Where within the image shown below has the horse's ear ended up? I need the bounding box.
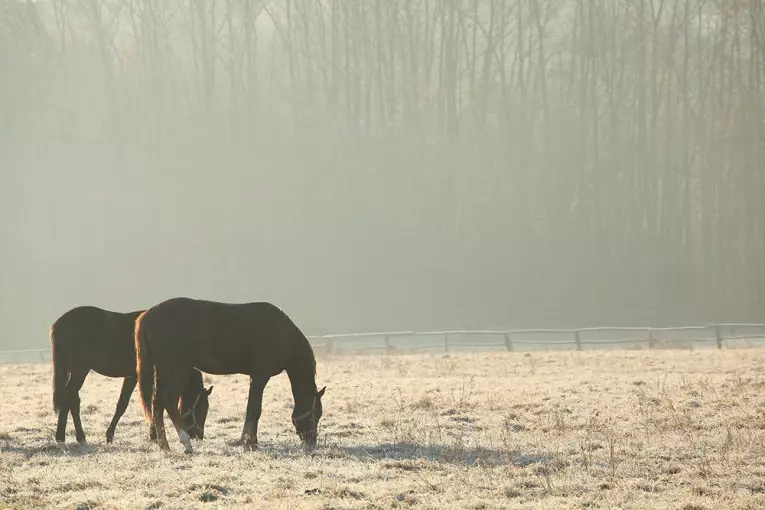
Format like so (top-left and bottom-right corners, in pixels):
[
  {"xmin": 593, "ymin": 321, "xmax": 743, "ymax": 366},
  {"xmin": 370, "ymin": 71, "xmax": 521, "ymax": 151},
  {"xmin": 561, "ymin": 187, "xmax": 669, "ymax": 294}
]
[
  {"xmin": 317, "ymin": 386, "xmax": 326, "ymax": 398},
  {"xmin": 206, "ymin": 386, "xmax": 214, "ymax": 396}
]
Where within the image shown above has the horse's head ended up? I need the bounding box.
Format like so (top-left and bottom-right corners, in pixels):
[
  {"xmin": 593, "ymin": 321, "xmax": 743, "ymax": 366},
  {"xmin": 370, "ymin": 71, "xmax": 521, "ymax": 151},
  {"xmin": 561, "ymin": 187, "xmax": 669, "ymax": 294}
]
[
  {"xmin": 182, "ymin": 386, "xmax": 213, "ymax": 440},
  {"xmin": 292, "ymin": 386, "xmax": 326, "ymax": 452}
]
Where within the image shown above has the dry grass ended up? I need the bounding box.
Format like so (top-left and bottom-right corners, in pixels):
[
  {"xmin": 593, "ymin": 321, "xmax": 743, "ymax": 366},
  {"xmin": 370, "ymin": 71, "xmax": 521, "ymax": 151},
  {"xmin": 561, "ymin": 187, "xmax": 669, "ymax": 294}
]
[{"xmin": 2, "ymin": 349, "xmax": 765, "ymax": 509}]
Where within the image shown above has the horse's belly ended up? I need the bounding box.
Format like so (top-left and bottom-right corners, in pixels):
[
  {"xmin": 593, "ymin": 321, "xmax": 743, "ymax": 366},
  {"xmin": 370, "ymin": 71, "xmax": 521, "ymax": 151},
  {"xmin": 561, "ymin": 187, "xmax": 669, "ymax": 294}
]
[
  {"xmin": 92, "ymin": 366, "xmax": 133, "ymax": 378},
  {"xmin": 194, "ymin": 364, "xmax": 250, "ymax": 376},
  {"xmin": 193, "ymin": 341, "xmax": 285, "ymax": 376},
  {"xmin": 194, "ymin": 355, "xmax": 280, "ymax": 377},
  {"xmin": 195, "ymin": 357, "xmax": 251, "ymax": 376},
  {"xmin": 80, "ymin": 343, "xmax": 135, "ymax": 378}
]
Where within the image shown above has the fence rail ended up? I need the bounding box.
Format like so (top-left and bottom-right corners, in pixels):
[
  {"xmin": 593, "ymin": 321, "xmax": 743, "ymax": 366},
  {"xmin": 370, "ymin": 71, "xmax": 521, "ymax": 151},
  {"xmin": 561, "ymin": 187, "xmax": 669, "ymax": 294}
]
[
  {"xmin": 309, "ymin": 324, "xmax": 765, "ymax": 353},
  {"xmin": 3, "ymin": 323, "xmax": 764, "ymax": 363}
]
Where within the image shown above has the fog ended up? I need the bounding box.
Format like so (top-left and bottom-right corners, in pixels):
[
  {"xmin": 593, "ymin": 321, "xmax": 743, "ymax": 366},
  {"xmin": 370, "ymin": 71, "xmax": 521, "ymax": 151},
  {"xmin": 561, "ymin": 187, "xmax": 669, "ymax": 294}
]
[{"xmin": 1, "ymin": 0, "xmax": 763, "ymax": 350}]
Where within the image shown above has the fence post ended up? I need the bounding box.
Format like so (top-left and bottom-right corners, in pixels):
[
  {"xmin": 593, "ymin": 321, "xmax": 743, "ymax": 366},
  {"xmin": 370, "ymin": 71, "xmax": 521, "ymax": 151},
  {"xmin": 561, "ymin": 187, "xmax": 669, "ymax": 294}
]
[
  {"xmin": 648, "ymin": 330, "xmax": 656, "ymax": 349},
  {"xmin": 715, "ymin": 325, "xmax": 723, "ymax": 350},
  {"xmin": 39, "ymin": 350, "xmax": 45, "ymax": 362},
  {"xmin": 574, "ymin": 330, "xmax": 582, "ymax": 351},
  {"xmin": 384, "ymin": 335, "xmax": 393, "ymax": 353},
  {"xmin": 326, "ymin": 338, "xmax": 335, "ymax": 356},
  {"xmin": 444, "ymin": 333, "xmax": 450, "ymax": 353},
  {"xmin": 503, "ymin": 332, "xmax": 513, "ymax": 351}
]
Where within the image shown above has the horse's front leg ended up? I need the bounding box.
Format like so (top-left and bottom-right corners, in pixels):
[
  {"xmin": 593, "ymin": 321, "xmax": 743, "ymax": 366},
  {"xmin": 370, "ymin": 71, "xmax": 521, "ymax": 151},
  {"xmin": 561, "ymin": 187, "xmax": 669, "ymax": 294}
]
[
  {"xmin": 241, "ymin": 376, "xmax": 268, "ymax": 451},
  {"xmin": 106, "ymin": 375, "xmax": 137, "ymax": 443}
]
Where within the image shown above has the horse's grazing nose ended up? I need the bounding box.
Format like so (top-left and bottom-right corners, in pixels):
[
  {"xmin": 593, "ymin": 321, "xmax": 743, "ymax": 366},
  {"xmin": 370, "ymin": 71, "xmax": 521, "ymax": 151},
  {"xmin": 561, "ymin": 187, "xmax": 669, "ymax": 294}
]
[{"xmin": 301, "ymin": 431, "xmax": 318, "ymax": 453}]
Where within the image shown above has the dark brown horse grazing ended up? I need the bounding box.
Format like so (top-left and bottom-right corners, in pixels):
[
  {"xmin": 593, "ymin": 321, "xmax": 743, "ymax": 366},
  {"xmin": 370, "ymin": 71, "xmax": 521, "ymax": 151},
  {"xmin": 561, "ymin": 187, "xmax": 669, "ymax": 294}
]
[
  {"xmin": 135, "ymin": 297, "xmax": 326, "ymax": 454},
  {"xmin": 50, "ymin": 306, "xmax": 213, "ymax": 444}
]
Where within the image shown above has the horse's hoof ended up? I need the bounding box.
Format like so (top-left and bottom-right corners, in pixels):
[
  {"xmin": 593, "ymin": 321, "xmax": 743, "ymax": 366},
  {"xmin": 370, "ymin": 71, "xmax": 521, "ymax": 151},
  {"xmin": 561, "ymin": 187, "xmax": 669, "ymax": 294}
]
[
  {"xmin": 184, "ymin": 446, "xmax": 194, "ymax": 454},
  {"xmin": 243, "ymin": 443, "xmax": 258, "ymax": 452},
  {"xmin": 76, "ymin": 438, "xmax": 87, "ymax": 445}
]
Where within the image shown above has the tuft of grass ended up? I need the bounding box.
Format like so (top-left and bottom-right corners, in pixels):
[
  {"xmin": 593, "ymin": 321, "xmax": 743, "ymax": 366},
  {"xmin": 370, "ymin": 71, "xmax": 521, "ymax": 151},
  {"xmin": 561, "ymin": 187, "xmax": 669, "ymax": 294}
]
[{"xmin": 411, "ymin": 396, "xmax": 436, "ymax": 411}]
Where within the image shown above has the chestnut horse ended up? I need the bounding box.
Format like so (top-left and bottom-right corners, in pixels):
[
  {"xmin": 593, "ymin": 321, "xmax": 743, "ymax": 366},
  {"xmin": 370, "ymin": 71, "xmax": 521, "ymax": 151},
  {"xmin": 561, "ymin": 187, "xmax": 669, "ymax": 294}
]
[
  {"xmin": 135, "ymin": 297, "xmax": 325, "ymax": 454},
  {"xmin": 50, "ymin": 306, "xmax": 212, "ymax": 444}
]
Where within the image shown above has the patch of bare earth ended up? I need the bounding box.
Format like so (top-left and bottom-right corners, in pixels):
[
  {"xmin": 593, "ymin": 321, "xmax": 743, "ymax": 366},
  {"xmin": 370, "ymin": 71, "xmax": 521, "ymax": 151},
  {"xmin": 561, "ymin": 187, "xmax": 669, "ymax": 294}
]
[{"xmin": 2, "ymin": 349, "xmax": 765, "ymax": 509}]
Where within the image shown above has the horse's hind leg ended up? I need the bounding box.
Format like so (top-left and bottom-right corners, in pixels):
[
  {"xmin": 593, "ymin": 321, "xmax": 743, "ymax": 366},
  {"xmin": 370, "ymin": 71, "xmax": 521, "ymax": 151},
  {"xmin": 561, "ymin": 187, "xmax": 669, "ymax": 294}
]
[
  {"xmin": 154, "ymin": 369, "xmax": 192, "ymax": 452},
  {"xmin": 165, "ymin": 403, "xmax": 193, "ymax": 454},
  {"xmin": 151, "ymin": 388, "xmax": 170, "ymax": 451},
  {"xmin": 106, "ymin": 375, "xmax": 137, "ymax": 443},
  {"xmin": 55, "ymin": 397, "xmax": 69, "ymax": 443},
  {"xmin": 67, "ymin": 369, "xmax": 89, "ymax": 444},
  {"xmin": 163, "ymin": 372, "xmax": 195, "ymax": 454}
]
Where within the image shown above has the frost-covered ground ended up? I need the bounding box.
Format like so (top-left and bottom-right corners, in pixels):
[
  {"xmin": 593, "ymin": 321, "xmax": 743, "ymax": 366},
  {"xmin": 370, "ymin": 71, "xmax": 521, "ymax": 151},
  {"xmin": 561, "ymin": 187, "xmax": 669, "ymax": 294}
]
[{"xmin": 2, "ymin": 349, "xmax": 765, "ymax": 509}]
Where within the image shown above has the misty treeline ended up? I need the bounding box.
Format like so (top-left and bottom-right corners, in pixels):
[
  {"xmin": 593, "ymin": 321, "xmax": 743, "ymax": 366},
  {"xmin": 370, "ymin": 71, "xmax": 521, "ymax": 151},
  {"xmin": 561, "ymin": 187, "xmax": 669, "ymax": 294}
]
[{"xmin": 1, "ymin": 0, "xmax": 763, "ymax": 347}]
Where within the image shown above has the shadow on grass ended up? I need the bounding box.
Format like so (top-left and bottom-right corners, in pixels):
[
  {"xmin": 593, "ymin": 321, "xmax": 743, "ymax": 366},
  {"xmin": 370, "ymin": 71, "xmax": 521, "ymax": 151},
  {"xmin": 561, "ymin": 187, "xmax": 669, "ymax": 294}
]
[
  {"xmin": 2, "ymin": 435, "xmax": 550, "ymax": 469},
  {"xmin": 241, "ymin": 439, "xmax": 550, "ymax": 468},
  {"xmin": 333, "ymin": 442, "xmax": 549, "ymax": 467},
  {"xmin": 0, "ymin": 440, "xmax": 100, "ymax": 458}
]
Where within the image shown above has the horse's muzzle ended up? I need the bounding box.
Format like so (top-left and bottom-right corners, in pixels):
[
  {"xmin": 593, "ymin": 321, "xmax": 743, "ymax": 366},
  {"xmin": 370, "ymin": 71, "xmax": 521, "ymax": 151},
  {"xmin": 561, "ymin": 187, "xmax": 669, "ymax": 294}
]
[{"xmin": 300, "ymin": 431, "xmax": 317, "ymax": 453}]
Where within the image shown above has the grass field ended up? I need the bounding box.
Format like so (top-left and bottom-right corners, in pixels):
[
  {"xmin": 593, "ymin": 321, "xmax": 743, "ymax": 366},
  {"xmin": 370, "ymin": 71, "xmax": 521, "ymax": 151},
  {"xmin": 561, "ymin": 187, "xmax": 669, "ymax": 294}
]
[{"xmin": 2, "ymin": 349, "xmax": 765, "ymax": 509}]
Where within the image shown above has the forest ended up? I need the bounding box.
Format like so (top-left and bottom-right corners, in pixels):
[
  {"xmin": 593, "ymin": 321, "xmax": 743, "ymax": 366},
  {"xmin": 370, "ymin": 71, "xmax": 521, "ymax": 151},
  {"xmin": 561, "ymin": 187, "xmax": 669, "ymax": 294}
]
[{"xmin": 1, "ymin": 0, "xmax": 763, "ymax": 347}]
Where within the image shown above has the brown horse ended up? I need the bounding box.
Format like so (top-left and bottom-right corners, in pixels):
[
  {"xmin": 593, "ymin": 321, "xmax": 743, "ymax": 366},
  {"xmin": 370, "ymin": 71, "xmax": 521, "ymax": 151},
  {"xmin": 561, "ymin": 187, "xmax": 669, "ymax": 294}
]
[
  {"xmin": 135, "ymin": 297, "xmax": 325, "ymax": 454},
  {"xmin": 50, "ymin": 306, "xmax": 213, "ymax": 444}
]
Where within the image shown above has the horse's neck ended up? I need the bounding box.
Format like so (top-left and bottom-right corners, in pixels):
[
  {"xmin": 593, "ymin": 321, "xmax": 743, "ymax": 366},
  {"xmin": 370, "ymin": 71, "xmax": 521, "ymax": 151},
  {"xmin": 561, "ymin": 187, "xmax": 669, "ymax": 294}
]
[{"xmin": 286, "ymin": 354, "xmax": 317, "ymax": 412}]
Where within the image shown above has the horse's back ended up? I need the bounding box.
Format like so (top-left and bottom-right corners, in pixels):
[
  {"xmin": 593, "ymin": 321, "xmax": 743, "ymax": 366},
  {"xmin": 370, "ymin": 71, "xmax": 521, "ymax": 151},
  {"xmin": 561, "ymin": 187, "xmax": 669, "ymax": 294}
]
[
  {"xmin": 144, "ymin": 298, "xmax": 290, "ymax": 331},
  {"xmin": 51, "ymin": 306, "xmax": 143, "ymax": 376},
  {"xmin": 141, "ymin": 298, "xmax": 301, "ymax": 375}
]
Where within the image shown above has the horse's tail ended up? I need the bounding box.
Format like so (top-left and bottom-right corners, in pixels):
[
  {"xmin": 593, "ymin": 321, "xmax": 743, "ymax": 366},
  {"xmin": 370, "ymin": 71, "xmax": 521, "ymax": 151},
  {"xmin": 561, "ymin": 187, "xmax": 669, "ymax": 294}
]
[
  {"xmin": 50, "ymin": 324, "xmax": 69, "ymax": 412},
  {"xmin": 135, "ymin": 311, "xmax": 154, "ymax": 422}
]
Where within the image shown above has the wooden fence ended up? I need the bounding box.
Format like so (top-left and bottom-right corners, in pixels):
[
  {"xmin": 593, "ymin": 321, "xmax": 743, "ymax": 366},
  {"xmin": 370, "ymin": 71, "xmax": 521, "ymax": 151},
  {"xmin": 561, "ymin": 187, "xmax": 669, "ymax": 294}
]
[
  {"xmin": 308, "ymin": 323, "xmax": 765, "ymax": 355},
  {"xmin": 2, "ymin": 323, "xmax": 764, "ymax": 363}
]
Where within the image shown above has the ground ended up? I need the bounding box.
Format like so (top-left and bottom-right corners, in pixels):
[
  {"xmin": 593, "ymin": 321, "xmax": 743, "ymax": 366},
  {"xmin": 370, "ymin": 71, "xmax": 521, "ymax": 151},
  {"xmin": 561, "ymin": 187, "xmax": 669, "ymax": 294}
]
[{"xmin": 2, "ymin": 349, "xmax": 765, "ymax": 509}]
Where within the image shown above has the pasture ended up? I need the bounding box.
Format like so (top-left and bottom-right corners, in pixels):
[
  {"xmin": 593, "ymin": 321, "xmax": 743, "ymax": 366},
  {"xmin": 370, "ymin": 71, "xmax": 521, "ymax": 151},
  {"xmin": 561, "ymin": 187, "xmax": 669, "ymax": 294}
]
[{"xmin": 1, "ymin": 349, "xmax": 765, "ymax": 509}]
